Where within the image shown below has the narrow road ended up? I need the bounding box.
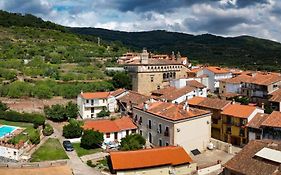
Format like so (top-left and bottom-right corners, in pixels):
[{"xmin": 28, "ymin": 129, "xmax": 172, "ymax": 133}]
[{"xmin": 49, "ymin": 121, "xmax": 103, "ymax": 175}]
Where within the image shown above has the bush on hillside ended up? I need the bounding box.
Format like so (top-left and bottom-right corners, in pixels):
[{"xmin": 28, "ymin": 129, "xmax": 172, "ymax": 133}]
[
  {"xmin": 42, "ymin": 123, "xmax": 54, "ymax": 136},
  {"xmin": 0, "ymin": 111, "xmax": 45, "ymax": 125},
  {"xmin": 29, "ymin": 129, "xmax": 40, "ymax": 145}
]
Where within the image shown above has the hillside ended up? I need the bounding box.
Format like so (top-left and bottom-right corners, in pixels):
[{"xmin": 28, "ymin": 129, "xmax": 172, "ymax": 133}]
[
  {"xmin": 70, "ymin": 27, "xmax": 281, "ymax": 72},
  {"xmin": 0, "ymin": 11, "xmax": 127, "ymax": 99}
]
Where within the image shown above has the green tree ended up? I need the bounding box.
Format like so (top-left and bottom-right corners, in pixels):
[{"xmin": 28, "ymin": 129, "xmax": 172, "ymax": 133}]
[
  {"xmin": 0, "ymin": 101, "xmax": 9, "ymax": 111},
  {"xmin": 44, "ymin": 104, "xmax": 67, "ymax": 122},
  {"xmin": 97, "ymin": 109, "xmax": 110, "ymax": 118},
  {"xmin": 81, "ymin": 130, "xmax": 104, "ymax": 149},
  {"xmin": 29, "ymin": 129, "xmax": 40, "ymax": 144},
  {"xmin": 63, "ymin": 122, "xmax": 83, "ymax": 138},
  {"xmin": 65, "ymin": 101, "xmax": 78, "ymax": 119},
  {"xmin": 112, "ymin": 72, "xmax": 131, "ymax": 89},
  {"xmin": 42, "ymin": 123, "xmax": 54, "ymax": 136},
  {"xmin": 33, "ymin": 84, "xmax": 53, "ymax": 99},
  {"xmin": 120, "ymin": 134, "xmax": 145, "ymax": 151}
]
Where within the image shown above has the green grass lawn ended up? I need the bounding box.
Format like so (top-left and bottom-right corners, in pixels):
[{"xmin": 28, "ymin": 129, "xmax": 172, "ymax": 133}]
[
  {"xmin": 0, "ymin": 119, "xmax": 35, "ymax": 144},
  {"xmin": 72, "ymin": 143, "xmax": 102, "ymax": 157},
  {"xmin": 30, "ymin": 138, "xmax": 68, "ymax": 162}
]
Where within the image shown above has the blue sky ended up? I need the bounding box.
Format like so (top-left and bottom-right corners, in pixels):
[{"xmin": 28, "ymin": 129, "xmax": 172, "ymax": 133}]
[{"xmin": 1, "ymin": 0, "xmax": 281, "ymax": 42}]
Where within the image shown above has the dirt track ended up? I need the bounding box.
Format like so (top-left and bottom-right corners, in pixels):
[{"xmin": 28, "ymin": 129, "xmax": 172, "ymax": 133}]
[{"xmin": 0, "ymin": 97, "xmax": 75, "ymax": 114}]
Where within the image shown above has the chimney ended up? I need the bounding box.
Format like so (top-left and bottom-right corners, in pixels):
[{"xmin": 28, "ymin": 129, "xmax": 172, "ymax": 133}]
[
  {"xmin": 183, "ymin": 101, "xmax": 189, "ymax": 111},
  {"xmin": 171, "ymin": 51, "xmax": 175, "ymax": 60},
  {"xmin": 143, "ymin": 102, "xmax": 149, "ymax": 111},
  {"xmin": 176, "ymin": 51, "xmax": 181, "ymax": 62},
  {"xmin": 261, "ymin": 103, "xmax": 265, "ymax": 110},
  {"xmin": 140, "ymin": 48, "xmax": 149, "ymax": 64}
]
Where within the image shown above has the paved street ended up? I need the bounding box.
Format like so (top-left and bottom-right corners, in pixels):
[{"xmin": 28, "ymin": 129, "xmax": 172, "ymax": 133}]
[{"xmin": 49, "ymin": 121, "xmax": 103, "ymax": 175}]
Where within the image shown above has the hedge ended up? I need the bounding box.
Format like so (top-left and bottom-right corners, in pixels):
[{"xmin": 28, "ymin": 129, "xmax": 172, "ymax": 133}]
[{"xmin": 0, "ymin": 111, "xmax": 45, "ymax": 125}]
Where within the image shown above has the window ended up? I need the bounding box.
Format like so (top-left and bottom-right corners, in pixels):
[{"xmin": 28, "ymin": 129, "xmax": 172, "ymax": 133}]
[
  {"xmin": 114, "ymin": 132, "xmax": 118, "ymax": 140},
  {"xmin": 148, "ymin": 120, "xmax": 152, "ymax": 129},
  {"xmin": 165, "ymin": 142, "xmax": 169, "ymax": 146},
  {"xmin": 106, "ymin": 133, "xmax": 110, "ymax": 138},
  {"xmin": 157, "ymin": 85, "xmax": 160, "ymax": 90},
  {"xmin": 221, "ymin": 90, "xmax": 224, "ymax": 94},
  {"xmin": 149, "ymin": 133, "xmax": 152, "ymax": 143},
  {"xmin": 140, "ymin": 130, "xmax": 143, "ymax": 136},
  {"xmin": 164, "ymin": 126, "xmax": 169, "ymax": 137},
  {"xmin": 240, "ymin": 128, "xmax": 245, "ymax": 137},
  {"xmin": 226, "ymin": 126, "xmax": 231, "ymax": 134},
  {"xmin": 151, "ymin": 77, "xmax": 154, "ymax": 82},
  {"xmin": 159, "ymin": 139, "xmax": 163, "ymax": 146},
  {"xmin": 158, "ymin": 124, "xmax": 162, "ymax": 133},
  {"xmin": 139, "ymin": 117, "xmax": 142, "ymax": 125},
  {"xmin": 132, "ymin": 129, "xmax": 136, "ymax": 133},
  {"xmin": 134, "ymin": 115, "xmax": 138, "ymax": 122},
  {"xmin": 86, "ymin": 100, "xmax": 89, "ymax": 103},
  {"xmin": 103, "ymin": 99, "xmax": 106, "ymax": 103},
  {"xmin": 14, "ymin": 151, "xmax": 16, "ymax": 156},
  {"xmin": 126, "ymin": 130, "xmax": 129, "ymax": 136}
]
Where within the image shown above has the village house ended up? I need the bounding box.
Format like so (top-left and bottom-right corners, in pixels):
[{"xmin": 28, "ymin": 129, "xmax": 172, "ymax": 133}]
[
  {"xmin": 221, "ymin": 103, "xmax": 264, "ymax": 146},
  {"xmin": 220, "ymin": 72, "xmax": 281, "ymax": 105},
  {"xmin": 109, "ymin": 146, "xmax": 197, "ymax": 175},
  {"xmin": 269, "ymin": 88, "xmax": 281, "ymax": 111},
  {"xmin": 224, "ymin": 139, "xmax": 281, "ymax": 175},
  {"xmin": 132, "ymin": 101, "xmax": 211, "ymax": 152},
  {"xmin": 188, "ymin": 97, "xmax": 231, "ymax": 140},
  {"xmin": 124, "ymin": 49, "xmax": 189, "ymax": 95},
  {"xmin": 247, "ymin": 113, "xmax": 269, "ymax": 140},
  {"xmin": 0, "ymin": 141, "xmax": 26, "ymax": 161},
  {"xmin": 77, "ymin": 89, "xmax": 128, "ymax": 119},
  {"xmin": 83, "ymin": 117, "xmax": 137, "ymax": 144},
  {"xmin": 196, "ymin": 66, "xmax": 232, "ymax": 92},
  {"xmin": 117, "ymin": 90, "xmax": 151, "ymax": 115}
]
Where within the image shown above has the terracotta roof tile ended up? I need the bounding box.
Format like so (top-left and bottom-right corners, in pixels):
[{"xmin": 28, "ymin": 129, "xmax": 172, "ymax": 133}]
[
  {"xmin": 110, "ymin": 146, "xmax": 193, "ymax": 170},
  {"xmin": 135, "ymin": 101, "xmax": 210, "ymax": 121},
  {"xmin": 80, "ymin": 92, "xmax": 110, "ymax": 99},
  {"xmin": 269, "ymin": 88, "xmax": 281, "ymax": 102},
  {"xmin": 205, "ymin": 66, "xmax": 230, "ymax": 74},
  {"xmin": 83, "ymin": 117, "xmax": 137, "ymax": 133},
  {"xmin": 186, "ymin": 80, "xmax": 206, "ymax": 88},
  {"xmin": 222, "ymin": 104, "xmax": 257, "ymax": 118},
  {"xmin": 110, "ymin": 88, "xmax": 127, "ymax": 97},
  {"xmin": 118, "ymin": 91, "xmax": 150, "ymax": 106},
  {"xmin": 224, "ymin": 140, "xmax": 281, "ymax": 175},
  {"xmin": 261, "ymin": 111, "xmax": 281, "ymax": 128},
  {"xmin": 151, "ymin": 86, "xmax": 196, "ymax": 101},
  {"xmin": 247, "ymin": 113, "xmax": 269, "ymax": 129},
  {"xmin": 188, "ymin": 97, "xmax": 231, "ymax": 110}
]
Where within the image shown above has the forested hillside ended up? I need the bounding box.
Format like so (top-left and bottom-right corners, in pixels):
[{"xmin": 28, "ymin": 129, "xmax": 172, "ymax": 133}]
[{"xmin": 70, "ymin": 27, "xmax": 281, "ymax": 72}]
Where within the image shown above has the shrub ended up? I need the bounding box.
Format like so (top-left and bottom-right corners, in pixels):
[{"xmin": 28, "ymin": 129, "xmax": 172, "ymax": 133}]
[
  {"xmin": 65, "ymin": 102, "xmax": 78, "ymax": 119},
  {"xmin": 81, "ymin": 130, "xmax": 104, "ymax": 149},
  {"xmin": 63, "ymin": 122, "xmax": 83, "ymax": 139},
  {"xmin": 0, "ymin": 101, "xmax": 9, "ymax": 111},
  {"xmin": 43, "ymin": 123, "xmax": 54, "ymax": 136},
  {"xmin": 0, "ymin": 111, "xmax": 45, "ymax": 125},
  {"xmin": 86, "ymin": 160, "xmax": 96, "ymax": 167},
  {"xmin": 97, "ymin": 110, "xmax": 110, "ymax": 118},
  {"xmin": 44, "ymin": 104, "xmax": 66, "ymax": 122},
  {"xmin": 120, "ymin": 134, "xmax": 145, "ymax": 151},
  {"xmin": 29, "ymin": 129, "xmax": 40, "ymax": 144}
]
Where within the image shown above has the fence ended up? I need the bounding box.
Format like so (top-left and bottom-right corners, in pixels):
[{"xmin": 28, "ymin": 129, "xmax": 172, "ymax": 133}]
[{"xmin": 0, "ymin": 160, "xmax": 67, "ymax": 169}]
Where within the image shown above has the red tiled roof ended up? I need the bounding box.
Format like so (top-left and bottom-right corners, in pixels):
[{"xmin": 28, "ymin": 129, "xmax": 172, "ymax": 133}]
[
  {"xmin": 135, "ymin": 101, "xmax": 210, "ymax": 121},
  {"xmin": 151, "ymin": 85, "xmax": 195, "ymax": 101},
  {"xmin": 205, "ymin": 66, "xmax": 230, "ymax": 74},
  {"xmin": 224, "ymin": 140, "xmax": 281, "ymax": 175},
  {"xmin": 269, "ymin": 88, "xmax": 281, "ymax": 102},
  {"xmin": 110, "ymin": 88, "xmax": 127, "ymax": 97},
  {"xmin": 118, "ymin": 91, "xmax": 150, "ymax": 106},
  {"xmin": 80, "ymin": 92, "xmax": 110, "ymax": 99},
  {"xmin": 186, "ymin": 80, "xmax": 205, "ymax": 88},
  {"xmin": 110, "ymin": 146, "xmax": 193, "ymax": 170},
  {"xmin": 83, "ymin": 117, "xmax": 137, "ymax": 133},
  {"xmin": 247, "ymin": 113, "xmax": 269, "ymax": 129},
  {"xmin": 222, "ymin": 104, "xmax": 257, "ymax": 118},
  {"xmin": 188, "ymin": 97, "xmax": 231, "ymax": 110},
  {"xmin": 261, "ymin": 111, "xmax": 281, "ymax": 128}
]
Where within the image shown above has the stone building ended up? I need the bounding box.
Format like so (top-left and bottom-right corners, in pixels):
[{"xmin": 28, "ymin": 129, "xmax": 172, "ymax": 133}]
[{"xmin": 124, "ymin": 49, "xmax": 189, "ymax": 95}]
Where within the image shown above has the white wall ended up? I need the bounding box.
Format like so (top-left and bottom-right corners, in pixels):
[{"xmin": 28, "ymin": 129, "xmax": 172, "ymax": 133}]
[
  {"xmin": 0, "ymin": 146, "xmax": 22, "ymax": 161},
  {"xmin": 226, "ymin": 83, "xmax": 241, "ymax": 93},
  {"xmin": 103, "ymin": 129, "xmax": 136, "ymax": 144},
  {"xmin": 174, "ymin": 115, "xmax": 211, "ymax": 152},
  {"xmin": 247, "ymin": 108, "xmax": 264, "ymax": 122}
]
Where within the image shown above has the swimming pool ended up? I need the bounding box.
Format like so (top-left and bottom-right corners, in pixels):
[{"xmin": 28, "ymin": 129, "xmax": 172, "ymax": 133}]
[{"xmin": 0, "ymin": 125, "xmax": 18, "ymax": 138}]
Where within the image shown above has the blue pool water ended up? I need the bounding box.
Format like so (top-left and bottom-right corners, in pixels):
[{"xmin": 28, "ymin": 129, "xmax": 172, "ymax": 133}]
[{"xmin": 0, "ymin": 125, "xmax": 17, "ymax": 138}]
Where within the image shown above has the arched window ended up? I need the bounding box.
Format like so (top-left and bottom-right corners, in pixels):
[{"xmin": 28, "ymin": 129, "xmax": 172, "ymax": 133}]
[{"xmin": 163, "ymin": 73, "xmax": 166, "ymax": 79}]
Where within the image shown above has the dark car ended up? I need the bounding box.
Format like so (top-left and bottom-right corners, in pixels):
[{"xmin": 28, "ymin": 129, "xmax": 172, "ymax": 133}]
[{"xmin": 63, "ymin": 140, "xmax": 74, "ymax": 151}]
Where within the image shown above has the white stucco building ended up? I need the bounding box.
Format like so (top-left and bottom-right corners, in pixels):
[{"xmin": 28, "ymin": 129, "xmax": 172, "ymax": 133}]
[
  {"xmin": 133, "ymin": 101, "xmax": 212, "ymax": 152},
  {"xmin": 197, "ymin": 66, "xmax": 232, "ymax": 92},
  {"xmin": 77, "ymin": 89, "xmax": 127, "ymax": 119},
  {"xmin": 83, "ymin": 117, "xmax": 137, "ymax": 144},
  {"xmin": 0, "ymin": 142, "xmax": 26, "ymax": 161}
]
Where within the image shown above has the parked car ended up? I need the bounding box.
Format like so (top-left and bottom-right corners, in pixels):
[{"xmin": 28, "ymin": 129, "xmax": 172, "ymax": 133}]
[{"xmin": 63, "ymin": 140, "xmax": 74, "ymax": 151}]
